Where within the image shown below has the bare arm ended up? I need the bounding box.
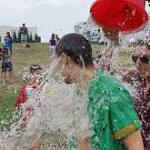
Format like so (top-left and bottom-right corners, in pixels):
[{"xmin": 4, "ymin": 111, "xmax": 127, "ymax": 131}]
[
  {"xmin": 123, "ymin": 130, "xmax": 144, "ymax": 150},
  {"xmin": 78, "ymin": 138, "xmax": 92, "ymax": 150}
]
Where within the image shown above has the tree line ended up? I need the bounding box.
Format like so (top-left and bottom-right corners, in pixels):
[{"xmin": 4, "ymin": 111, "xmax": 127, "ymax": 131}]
[{"xmin": 13, "ymin": 32, "xmax": 41, "ymax": 43}]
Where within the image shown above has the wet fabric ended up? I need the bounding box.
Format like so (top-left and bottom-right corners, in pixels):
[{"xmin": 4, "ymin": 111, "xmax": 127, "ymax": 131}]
[
  {"xmin": 70, "ymin": 69, "xmax": 141, "ymax": 150},
  {"xmin": 133, "ymin": 78, "xmax": 150, "ymax": 149},
  {"xmin": 16, "ymin": 84, "xmax": 28, "ymax": 108},
  {"xmin": 88, "ymin": 69, "xmax": 141, "ymax": 149},
  {"xmin": 15, "ymin": 84, "xmax": 33, "ymax": 125},
  {"xmin": 15, "ymin": 84, "xmax": 39, "ymax": 107}
]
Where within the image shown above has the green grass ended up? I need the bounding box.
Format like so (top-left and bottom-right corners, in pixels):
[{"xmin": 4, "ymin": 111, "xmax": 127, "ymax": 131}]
[
  {"xmin": 118, "ymin": 51, "xmax": 133, "ymax": 68},
  {"xmin": 12, "ymin": 43, "xmax": 50, "ymax": 73},
  {"xmin": 0, "ymin": 43, "xmax": 133, "ymax": 129},
  {"xmin": 0, "ymin": 43, "xmax": 50, "ymax": 129}
]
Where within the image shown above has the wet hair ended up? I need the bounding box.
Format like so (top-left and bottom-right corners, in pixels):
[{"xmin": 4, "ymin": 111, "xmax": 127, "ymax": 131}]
[
  {"xmin": 30, "ymin": 64, "xmax": 42, "ymax": 74},
  {"xmin": 55, "ymin": 33, "xmax": 93, "ymax": 68}
]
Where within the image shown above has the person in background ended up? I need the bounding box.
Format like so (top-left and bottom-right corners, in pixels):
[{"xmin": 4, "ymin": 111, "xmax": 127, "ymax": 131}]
[
  {"xmin": 16, "ymin": 64, "xmax": 43, "ymax": 107},
  {"xmin": 102, "ymin": 29, "xmax": 150, "ymax": 149},
  {"xmin": 56, "ymin": 34, "xmax": 60, "ymax": 44},
  {"xmin": 16, "ymin": 64, "xmax": 43, "ymax": 124},
  {"xmin": 49, "ymin": 33, "xmax": 56, "ymax": 57},
  {"xmin": 123, "ymin": 43, "xmax": 150, "ymax": 150},
  {"xmin": 55, "ymin": 33, "xmax": 144, "ymax": 150},
  {"xmin": 19, "ymin": 23, "xmax": 28, "ymax": 47},
  {"xmin": 0, "ymin": 46, "xmax": 13, "ymax": 85},
  {"xmin": 4, "ymin": 32, "xmax": 13, "ymax": 55}
]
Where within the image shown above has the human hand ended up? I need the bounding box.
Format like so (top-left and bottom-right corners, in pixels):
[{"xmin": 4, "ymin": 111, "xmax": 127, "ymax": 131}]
[{"xmin": 102, "ymin": 26, "xmax": 119, "ymax": 41}]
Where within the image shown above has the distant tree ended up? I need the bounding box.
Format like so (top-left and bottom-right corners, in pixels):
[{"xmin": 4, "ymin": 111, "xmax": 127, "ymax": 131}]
[
  {"xmin": 37, "ymin": 36, "xmax": 41, "ymax": 43},
  {"xmin": 34, "ymin": 33, "xmax": 41, "ymax": 43},
  {"xmin": 29, "ymin": 33, "xmax": 33, "ymax": 42},
  {"xmin": 34, "ymin": 33, "xmax": 38, "ymax": 42},
  {"xmin": 13, "ymin": 32, "xmax": 17, "ymax": 42},
  {"xmin": 17, "ymin": 32, "xmax": 21, "ymax": 42}
]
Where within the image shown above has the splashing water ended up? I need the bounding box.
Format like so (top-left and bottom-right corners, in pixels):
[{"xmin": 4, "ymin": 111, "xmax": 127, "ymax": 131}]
[
  {"xmin": 0, "ymin": 57, "xmax": 90, "ymax": 150},
  {"xmin": 1, "ymin": 23, "xmax": 149, "ymax": 149}
]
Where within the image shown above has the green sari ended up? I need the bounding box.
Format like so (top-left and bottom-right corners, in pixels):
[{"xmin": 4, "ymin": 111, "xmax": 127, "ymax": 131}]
[{"xmin": 70, "ymin": 69, "xmax": 141, "ymax": 150}]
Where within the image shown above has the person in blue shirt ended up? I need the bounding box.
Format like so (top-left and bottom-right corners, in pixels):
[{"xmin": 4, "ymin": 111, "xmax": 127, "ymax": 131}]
[{"xmin": 4, "ymin": 32, "xmax": 13, "ymax": 55}]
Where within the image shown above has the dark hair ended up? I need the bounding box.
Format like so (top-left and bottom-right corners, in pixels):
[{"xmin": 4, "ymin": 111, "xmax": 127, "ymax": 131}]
[
  {"xmin": 30, "ymin": 64, "xmax": 42, "ymax": 74},
  {"xmin": 6, "ymin": 32, "xmax": 11, "ymax": 37},
  {"xmin": 134, "ymin": 40, "xmax": 150, "ymax": 50},
  {"xmin": 56, "ymin": 33, "xmax": 93, "ymax": 68},
  {"xmin": 51, "ymin": 34, "xmax": 55, "ymax": 40}
]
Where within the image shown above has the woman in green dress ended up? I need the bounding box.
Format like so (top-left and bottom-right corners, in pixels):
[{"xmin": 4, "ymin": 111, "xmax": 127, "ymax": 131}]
[{"xmin": 55, "ymin": 33, "xmax": 144, "ymax": 150}]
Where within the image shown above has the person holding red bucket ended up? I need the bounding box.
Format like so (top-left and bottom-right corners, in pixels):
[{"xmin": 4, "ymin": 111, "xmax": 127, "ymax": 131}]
[{"xmin": 80, "ymin": 0, "xmax": 149, "ymax": 150}]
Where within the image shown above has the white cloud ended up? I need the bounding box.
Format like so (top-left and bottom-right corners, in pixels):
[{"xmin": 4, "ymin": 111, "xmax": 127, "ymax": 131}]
[
  {"xmin": 22, "ymin": 0, "xmax": 77, "ymax": 7},
  {"xmin": 0, "ymin": 0, "xmax": 148, "ymax": 42},
  {"xmin": 0, "ymin": 0, "xmax": 94, "ymax": 41}
]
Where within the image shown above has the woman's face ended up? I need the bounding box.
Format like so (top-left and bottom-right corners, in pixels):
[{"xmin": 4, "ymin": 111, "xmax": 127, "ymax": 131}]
[{"xmin": 133, "ymin": 47, "xmax": 150, "ymax": 79}]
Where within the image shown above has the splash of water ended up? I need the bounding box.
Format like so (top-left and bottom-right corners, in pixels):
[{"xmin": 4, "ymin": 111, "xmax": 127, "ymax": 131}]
[
  {"xmin": 1, "ymin": 24, "xmax": 149, "ymax": 149},
  {"xmin": 0, "ymin": 57, "xmax": 90, "ymax": 150}
]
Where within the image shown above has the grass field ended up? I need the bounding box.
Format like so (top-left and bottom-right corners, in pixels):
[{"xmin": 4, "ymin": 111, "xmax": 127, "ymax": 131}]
[
  {"xmin": 0, "ymin": 43, "xmax": 133, "ymax": 129},
  {"xmin": 0, "ymin": 43, "xmax": 50, "ymax": 128}
]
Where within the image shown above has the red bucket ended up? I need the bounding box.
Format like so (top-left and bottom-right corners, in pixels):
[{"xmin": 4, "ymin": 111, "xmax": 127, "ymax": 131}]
[{"xmin": 90, "ymin": 0, "xmax": 148, "ymax": 33}]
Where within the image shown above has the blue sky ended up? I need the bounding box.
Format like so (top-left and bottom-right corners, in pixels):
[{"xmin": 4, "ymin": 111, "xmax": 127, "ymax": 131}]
[{"xmin": 0, "ymin": 0, "xmax": 149, "ymax": 42}]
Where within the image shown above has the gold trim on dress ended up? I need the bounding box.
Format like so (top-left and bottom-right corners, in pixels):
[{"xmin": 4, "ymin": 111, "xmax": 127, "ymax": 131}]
[{"xmin": 113, "ymin": 123, "xmax": 136, "ymax": 139}]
